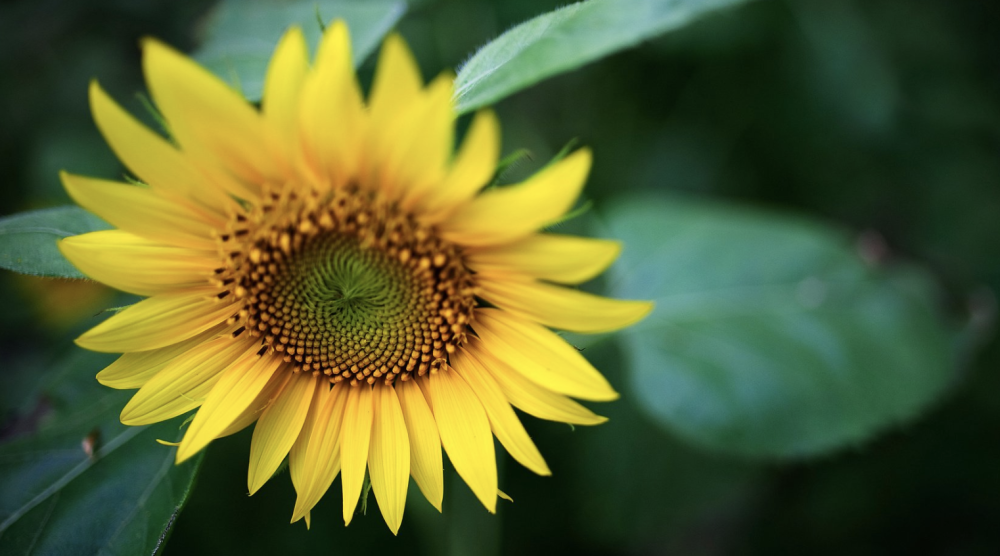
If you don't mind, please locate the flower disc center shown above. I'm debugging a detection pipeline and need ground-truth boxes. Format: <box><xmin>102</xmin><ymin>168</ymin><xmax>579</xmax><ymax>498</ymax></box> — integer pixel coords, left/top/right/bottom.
<box><xmin>221</xmin><ymin>187</ymin><xmax>477</xmax><ymax>386</ymax></box>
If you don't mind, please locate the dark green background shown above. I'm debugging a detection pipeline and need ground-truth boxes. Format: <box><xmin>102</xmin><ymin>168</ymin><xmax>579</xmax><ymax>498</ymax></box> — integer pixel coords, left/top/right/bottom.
<box><xmin>1</xmin><ymin>0</ymin><xmax>998</xmax><ymax>554</ymax></box>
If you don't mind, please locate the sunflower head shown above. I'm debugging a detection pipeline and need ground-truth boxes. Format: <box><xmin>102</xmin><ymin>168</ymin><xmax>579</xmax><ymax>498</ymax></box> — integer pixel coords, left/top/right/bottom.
<box><xmin>58</xmin><ymin>20</ymin><xmax>652</xmax><ymax>534</ymax></box>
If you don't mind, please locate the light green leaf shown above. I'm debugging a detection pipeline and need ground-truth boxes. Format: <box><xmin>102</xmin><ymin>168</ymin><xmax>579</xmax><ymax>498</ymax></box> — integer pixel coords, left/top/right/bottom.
<box><xmin>0</xmin><ymin>206</ymin><xmax>109</xmax><ymax>278</ymax></box>
<box><xmin>454</xmin><ymin>0</ymin><xmax>751</xmax><ymax>114</ymax></box>
<box><xmin>0</xmin><ymin>349</ymin><xmax>203</xmax><ymax>555</ymax></box>
<box><xmin>193</xmin><ymin>0</ymin><xmax>407</xmax><ymax>101</ymax></box>
<box><xmin>603</xmin><ymin>195</ymin><xmax>957</xmax><ymax>458</ymax></box>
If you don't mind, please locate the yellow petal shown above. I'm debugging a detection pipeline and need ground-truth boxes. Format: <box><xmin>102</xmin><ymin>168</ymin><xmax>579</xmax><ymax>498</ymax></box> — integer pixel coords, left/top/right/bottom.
<box><xmin>363</xmin><ymin>33</ymin><xmax>425</xmax><ymax>197</ymax></box>
<box><xmin>298</xmin><ymin>20</ymin><xmax>365</xmax><ymax>189</ymax></box>
<box><xmin>473</xmin><ymin>308</ymin><xmax>618</xmax><ymax>401</ymax></box>
<box><xmin>290</xmin><ymin>384</ymin><xmax>349</xmax><ymax>523</ymax></box>
<box><xmin>61</xmin><ymin>172</ymin><xmax>218</xmax><ymax>251</ymax></box>
<box><xmin>426</xmin><ymin>369</ymin><xmax>497</xmax><ymax>512</ymax></box>
<box><xmin>468</xmin><ymin>337</ymin><xmax>607</xmax><ymax>426</ymax></box>
<box><xmin>120</xmin><ymin>336</ymin><xmax>254</xmax><ymax>425</ymax></box>
<box><xmin>395</xmin><ymin>379</ymin><xmax>443</xmax><ymax>511</ymax></box>
<box><xmin>340</xmin><ymin>384</ymin><xmax>373</xmax><ymax>525</ymax></box>
<box><xmin>59</xmin><ymin>230</ymin><xmax>216</xmax><ymax>296</ymax></box>
<box><xmin>248</xmin><ymin>371</ymin><xmax>319</xmax><ymax>494</ymax></box>
<box><xmin>452</xmin><ymin>348</ymin><xmax>550</xmax><ymax>476</ymax></box>
<box><xmin>368</xmin><ymin>382</ymin><xmax>410</xmax><ymax>534</ymax></box>
<box><xmin>440</xmin><ymin>149</ymin><xmax>591</xmax><ymax>247</ymax></box>
<box><xmin>478</xmin><ymin>278</ymin><xmax>653</xmax><ymax>334</ymax></box>
<box><xmin>142</xmin><ymin>38</ymin><xmax>285</xmax><ymax>194</ymax></box>
<box><xmin>396</xmin><ymin>74</ymin><xmax>455</xmax><ymax>207</ymax></box>
<box><xmin>75</xmin><ymin>288</ymin><xmax>235</xmax><ymax>353</ymax></box>
<box><xmin>88</xmin><ymin>80</ymin><xmax>234</xmax><ymax>216</ymax></box>
<box><xmin>466</xmin><ymin>234</ymin><xmax>620</xmax><ymax>285</ymax></box>
<box><xmin>175</xmin><ymin>350</ymin><xmax>285</xmax><ymax>463</ymax></box>
<box><xmin>96</xmin><ymin>324</ymin><xmax>227</xmax><ymax>389</ymax></box>
<box><xmin>263</xmin><ymin>27</ymin><xmax>309</xmax><ymax>145</ymax></box>
<box><xmin>217</xmin><ymin>369</ymin><xmax>289</xmax><ymax>439</ymax></box>
<box><xmin>368</xmin><ymin>33</ymin><xmax>423</xmax><ymax>126</ymax></box>
<box><xmin>422</xmin><ymin>110</ymin><xmax>500</xmax><ymax>219</ymax></box>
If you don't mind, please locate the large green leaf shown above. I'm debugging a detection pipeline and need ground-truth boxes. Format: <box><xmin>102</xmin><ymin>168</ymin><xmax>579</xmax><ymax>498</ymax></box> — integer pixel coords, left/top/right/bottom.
<box><xmin>0</xmin><ymin>349</ymin><xmax>203</xmax><ymax>555</ymax></box>
<box><xmin>194</xmin><ymin>0</ymin><xmax>407</xmax><ymax>101</ymax></box>
<box><xmin>454</xmin><ymin>0</ymin><xmax>751</xmax><ymax>114</ymax></box>
<box><xmin>603</xmin><ymin>195</ymin><xmax>957</xmax><ymax>458</ymax></box>
<box><xmin>0</xmin><ymin>206</ymin><xmax>109</xmax><ymax>278</ymax></box>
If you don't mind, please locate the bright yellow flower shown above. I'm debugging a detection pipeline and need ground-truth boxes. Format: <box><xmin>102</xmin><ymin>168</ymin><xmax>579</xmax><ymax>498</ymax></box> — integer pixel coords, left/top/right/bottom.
<box><xmin>59</xmin><ymin>21</ymin><xmax>652</xmax><ymax>533</ymax></box>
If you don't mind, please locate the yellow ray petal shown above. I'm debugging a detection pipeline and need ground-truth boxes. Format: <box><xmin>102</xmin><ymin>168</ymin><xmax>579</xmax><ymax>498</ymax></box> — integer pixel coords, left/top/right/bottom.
<box><xmin>142</xmin><ymin>38</ymin><xmax>286</xmax><ymax>194</ymax></box>
<box><xmin>75</xmin><ymin>288</ymin><xmax>235</xmax><ymax>353</ymax></box>
<box><xmin>422</xmin><ymin>110</ymin><xmax>500</xmax><ymax>219</ymax></box>
<box><xmin>466</xmin><ymin>234</ymin><xmax>621</xmax><ymax>285</ymax></box>
<box><xmin>368</xmin><ymin>382</ymin><xmax>410</xmax><ymax>534</ymax></box>
<box><xmin>396</xmin><ymin>74</ymin><xmax>455</xmax><ymax>207</ymax></box>
<box><xmin>88</xmin><ymin>81</ymin><xmax>234</xmax><ymax>216</ymax></box>
<box><xmin>217</xmin><ymin>368</ymin><xmax>289</xmax><ymax>439</ymax></box>
<box><xmin>363</xmin><ymin>33</ymin><xmax>425</xmax><ymax>197</ymax></box>
<box><xmin>176</xmin><ymin>349</ymin><xmax>285</xmax><ymax>463</ymax></box>
<box><xmin>426</xmin><ymin>369</ymin><xmax>497</xmax><ymax>513</ymax></box>
<box><xmin>120</xmin><ymin>336</ymin><xmax>255</xmax><ymax>425</ymax></box>
<box><xmin>439</xmin><ymin>149</ymin><xmax>591</xmax><ymax>247</ymax></box>
<box><xmin>395</xmin><ymin>379</ymin><xmax>443</xmax><ymax>511</ymax></box>
<box><xmin>263</xmin><ymin>27</ymin><xmax>309</xmax><ymax>145</ymax></box>
<box><xmin>368</xmin><ymin>33</ymin><xmax>423</xmax><ymax>126</ymax></box>
<box><xmin>473</xmin><ymin>308</ymin><xmax>618</xmax><ymax>401</ymax></box>
<box><xmin>59</xmin><ymin>230</ymin><xmax>216</xmax><ymax>296</ymax></box>
<box><xmin>298</xmin><ymin>20</ymin><xmax>365</xmax><ymax>189</ymax></box>
<box><xmin>290</xmin><ymin>384</ymin><xmax>349</xmax><ymax>523</ymax></box>
<box><xmin>468</xmin><ymin>337</ymin><xmax>607</xmax><ymax>426</ymax></box>
<box><xmin>96</xmin><ymin>324</ymin><xmax>227</xmax><ymax>389</ymax></box>
<box><xmin>477</xmin><ymin>278</ymin><xmax>653</xmax><ymax>334</ymax></box>
<box><xmin>61</xmin><ymin>172</ymin><xmax>218</xmax><ymax>251</ymax></box>
<box><xmin>340</xmin><ymin>384</ymin><xmax>373</xmax><ymax>525</ymax></box>
<box><xmin>248</xmin><ymin>371</ymin><xmax>318</xmax><ymax>494</ymax></box>
<box><xmin>452</xmin><ymin>348</ymin><xmax>550</xmax><ymax>476</ymax></box>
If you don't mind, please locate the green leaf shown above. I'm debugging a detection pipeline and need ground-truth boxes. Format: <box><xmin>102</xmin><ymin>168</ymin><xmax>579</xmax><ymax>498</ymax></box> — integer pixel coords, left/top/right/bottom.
<box><xmin>454</xmin><ymin>0</ymin><xmax>752</xmax><ymax>114</ymax></box>
<box><xmin>603</xmin><ymin>195</ymin><xmax>957</xmax><ymax>458</ymax></box>
<box><xmin>0</xmin><ymin>349</ymin><xmax>203</xmax><ymax>555</ymax></box>
<box><xmin>0</xmin><ymin>206</ymin><xmax>109</xmax><ymax>278</ymax></box>
<box><xmin>193</xmin><ymin>0</ymin><xmax>407</xmax><ymax>101</ymax></box>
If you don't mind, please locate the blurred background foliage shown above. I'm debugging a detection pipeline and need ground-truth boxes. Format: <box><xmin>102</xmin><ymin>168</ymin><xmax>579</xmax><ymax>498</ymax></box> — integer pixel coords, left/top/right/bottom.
<box><xmin>1</xmin><ymin>0</ymin><xmax>998</xmax><ymax>554</ymax></box>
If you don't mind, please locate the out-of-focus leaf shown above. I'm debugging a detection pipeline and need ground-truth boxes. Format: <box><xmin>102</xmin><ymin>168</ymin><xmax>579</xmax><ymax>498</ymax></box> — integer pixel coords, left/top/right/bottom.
<box><xmin>193</xmin><ymin>0</ymin><xmax>407</xmax><ymax>101</ymax></box>
<box><xmin>0</xmin><ymin>207</ymin><xmax>109</xmax><ymax>278</ymax></box>
<box><xmin>0</xmin><ymin>349</ymin><xmax>203</xmax><ymax>555</ymax></box>
<box><xmin>603</xmin><ymin>195</ymin><xmax>957</xmax><ymax>458</ymax></box>
<box><xmin>453</xmin><ymin>0</ymin><xmax>751</xmax><ymax>114</ymax></box>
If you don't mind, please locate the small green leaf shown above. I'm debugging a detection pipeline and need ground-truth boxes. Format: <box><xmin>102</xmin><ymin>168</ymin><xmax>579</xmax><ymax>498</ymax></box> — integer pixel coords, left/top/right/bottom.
<box><xmin>0</xmin><ymin>349</ymin><xmax>203</xmax><ymax>555</ymax></box>
<box><xmin>454</xmin><ymin>0</ymin><xmax>752</xmax><ymax>114</ymax></box>
<box><xmin>0</xmin><ymin>206</ymin><xmax>109</xmax><ymax>278</ymax></box>
<box><xmin>603</xmin><ymin>195</ymin><xmax>958</xmax><ymax>458</ymax></box>
<box><xmin>193</xmin><ymin>0</ymin><xmax>407</xmax><ymax>101</ymax></box>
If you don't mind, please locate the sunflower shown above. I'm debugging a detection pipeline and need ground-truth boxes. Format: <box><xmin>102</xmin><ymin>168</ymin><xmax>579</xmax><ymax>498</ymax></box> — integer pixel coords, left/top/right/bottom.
<box><xmin>58</xmin><ymin>21</ymin><xmax>652</xmax><ymax>533</ymax></box>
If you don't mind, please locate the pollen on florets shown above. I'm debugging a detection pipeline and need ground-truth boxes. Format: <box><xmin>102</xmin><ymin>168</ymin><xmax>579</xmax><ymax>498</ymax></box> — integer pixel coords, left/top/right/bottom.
<box><xmin>213</xmin><ymin>185</ymin><xmax>477</xmax><ymax>386</ymax></box>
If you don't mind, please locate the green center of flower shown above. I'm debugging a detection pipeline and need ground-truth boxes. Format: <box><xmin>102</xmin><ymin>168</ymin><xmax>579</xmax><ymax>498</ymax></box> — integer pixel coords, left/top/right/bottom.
<box><xmin>218</xmin><ymin>186</ymin><xmax>476</xmax><ymax>386</ymax></box>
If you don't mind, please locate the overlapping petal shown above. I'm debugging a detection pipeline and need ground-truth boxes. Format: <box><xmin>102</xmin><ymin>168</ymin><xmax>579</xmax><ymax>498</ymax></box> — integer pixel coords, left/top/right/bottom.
<box><xmin>440</xmin><ymin>149</ymin><xmax>592</xmax><ymax>246</ymax></box>
<box><xmin>76</xmin><ymin>288</ymin><xmax>236</xmax><ymax>353</ymax></box>
<box><xmin>466</xmin><ymin>234</ymin><xmax>620</xmax><ymax>285</ymax></box>
<box><xmin>424</xmin><ymin>370</ymin><xmax>497</xmax><ymax>512</ymax></box>
<box><xmin>478</xmin><ymin>277</ymin><xmax>653</xmax><ymax>334</ymax></box>
<box><xmin>59</xmin><ymin>230</ymin><xmax>216</xmax><ymax>296</ymax></box>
